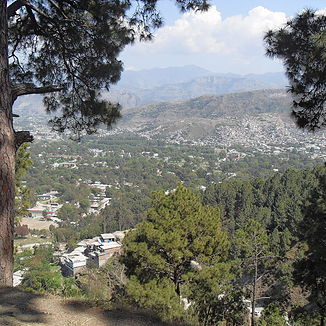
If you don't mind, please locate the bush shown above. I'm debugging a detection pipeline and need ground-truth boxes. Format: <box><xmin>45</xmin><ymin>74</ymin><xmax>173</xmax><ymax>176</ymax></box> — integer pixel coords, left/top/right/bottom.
<box><xmin>258</xmin><ymin>304</ymin><xmax>287</xmax><ymax>326</ymax></box>
<box><xmin>126</xmin><ymin>276</ymin><xmax>185</xmax><ymax>323</ymax></box>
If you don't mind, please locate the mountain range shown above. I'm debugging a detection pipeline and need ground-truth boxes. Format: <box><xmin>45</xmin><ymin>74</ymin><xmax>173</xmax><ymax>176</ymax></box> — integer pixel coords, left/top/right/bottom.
<box><xmin>14</xmin><ymin>65</ymin><xmax>288</xmax><ymax>118</ymax></box>
<box><xmin>106</xmin><ymin>65</ymin><xmax>288</xmax><ymax>107</ymax></box>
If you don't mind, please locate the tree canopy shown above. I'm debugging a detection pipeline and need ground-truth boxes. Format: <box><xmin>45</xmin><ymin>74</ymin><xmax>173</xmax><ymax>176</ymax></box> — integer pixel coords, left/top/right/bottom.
<box><xmin>122</xmin><ymin>185</ymin><xmax>229</xmax><ymax>295</ymax></box>
<box><xmin>7</xmin><ymin>0</ymin><xmax>209</xmax><ymax>137</ymax></box>
<box><xmin>264</xmin><ymin>10</ymin><xmax>326</xmax><ymax>131</ymax></box>
<box><xmin>0</xmin><ymin>0</ymin><xmax>210</xmax><ymax>286</ymax></box>
<box><xmin>122</xmin><ymin>185</ymin><xmax>230</xmax><ymax>322</ymax></box>
<box><xmin>294</xmin><ymin>168</ymin><xmax>326</xmax><ymax>325</ymax></box>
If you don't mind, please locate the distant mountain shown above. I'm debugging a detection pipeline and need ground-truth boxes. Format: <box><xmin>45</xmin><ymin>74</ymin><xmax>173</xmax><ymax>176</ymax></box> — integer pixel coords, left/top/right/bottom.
<box><xmin>108</xmin><ymin>66</ymin><xmax>287</xmax><ymax>107</ymax></box>
<box><xmin>116</xmin><ymin>89</ymin><xmax>305</xmax><ymax>146</ymax></box>
<box><xmin>13</xmin><ymin>66</ymin><xmax>288</xmax><ymax>123</ymax></box>
<box><xmin>116</xmin><ymin>65</ymin><xmax>213</xmax><ymax>89</ymax></box>
<box><xmin>121</xmin><ymin>89</ymin><xmax>291</xmax><ymax>124</ymax></box>
<box><xmin>15</xmin><ymin>88</ymin><xmax>323</xmax><ymax>149</ymax></box>
<box><xmin>14</xmin><ymin>94</ymin><xmax>48</xmax><ymax>117</ymax></box>
<box><xmin>244</xmin><ymin>72</ymin><xmax>288</xmax><ymax>88</ymax></box>
<box><xmin>134</xmin><ymin>75</ymin><xmax>287</xmax><ymax>105</ymax></box>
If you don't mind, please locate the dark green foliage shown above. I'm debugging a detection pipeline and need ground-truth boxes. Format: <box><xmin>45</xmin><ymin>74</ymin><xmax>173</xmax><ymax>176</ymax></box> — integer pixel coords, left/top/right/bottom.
<box><xmin>57</xmin><ymin>184</ymin><xmax>91</xmax><ymax>206</ymax></box>
<box><xmin>21</xmin><ymin>245</ymin><xmax>62</xmax><ymax>294</ymax></box>
<box><xmin>8</xmin><ymin>1</ymin><xmax>209</xmax><ymax>137</ymax></box>
<box><xmin>264</xmin><ymin>10</ymin><xmax>326</xmax><ymax>131</ymax></box>
<box><xmin>187</xmin><ymin>264</ymin><xmax>246</xmax><ymax>326</ymax></box>
<box><xmin>101</xmin><ymin>187</ymin><xmax>150</xmax><ymax>232</ymax></box>
<box><xmin>57</xmin><ymin>203</ymin><xmax>81</xmax><ymax>222</ymax></box>
<box><xmin>235</xmin><ymin>218</ymin><xmax>271</xmax><ymax>326</ymax></box>
<box><xmin>126</xmin><ymin>277</ymin><xmax>185</xmax><ymax>322</ymax></box>
<box><xmin>14</xmin><ymin>249</ymin><xmax>33</xmax><ymax>272</ymax></box>
<box><xmin>15</xmin><ymin>144</ymin><xmax>35</xmax><ymax>218</ymax></box>
<box><xmin>122</xmin><ymin>185</ymin><xmax>230</xmax><ymax>322</ymax></box>
<box><xmin>258</xmin><ymin>304</ymin><xmax>287</xmax><ymax>326</ymax></box>
<box><xmin>294</xmin><ymin>168</ymin><xmax>326</xmax><ymax>324</ymax></box>
<box><xmin>123</xmin><ymin>185</ymin><xmax>229</xmax><ymax>293</ymax></box>
<box><xmin>20</xmin><ymin>245</ymin><xmax>80</xmax><ymax>296</ymax></box>
<box><xmin>203</xmin><ymin>167</ymin><xmax>321</xmax><ymax>242</ymax></box>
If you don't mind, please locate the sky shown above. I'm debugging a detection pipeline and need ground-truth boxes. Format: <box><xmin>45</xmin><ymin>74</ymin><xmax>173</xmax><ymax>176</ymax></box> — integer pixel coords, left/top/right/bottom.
<box><xmin>120</xmin><ymin>0</ymin><xmax>326</xmax><ymax>75</ymax></box>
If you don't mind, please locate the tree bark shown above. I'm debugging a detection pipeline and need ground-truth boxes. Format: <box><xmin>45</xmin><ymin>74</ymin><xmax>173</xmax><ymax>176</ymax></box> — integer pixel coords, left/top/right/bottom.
<box><xmin>251</xmin><ymin>256</ymin><xmax>258</xmax><ymax>326</ymax></box>
<box><xmin>0</xmin><ymin>0</ymin><xmax>15</xmax><ymax>286</ymax></box>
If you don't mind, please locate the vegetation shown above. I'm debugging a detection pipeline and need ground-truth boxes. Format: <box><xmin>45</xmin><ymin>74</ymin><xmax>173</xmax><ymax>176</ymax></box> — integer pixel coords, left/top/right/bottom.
<box><xmin>5</xmin><ymin>7</ymin><xmax>326</xmax><ymax>322</ymax></box>
<box><xmin>18</xmin><ymin>246</ymin><xmax>79</xmax><ymax>296</ymax></box>
<box><xmin>0</xmin><ymin>0</ymin><xmax>210</xmax><ymax>286</ymax></box>
<box><xmin>265</xmin><ymin>10</ymin><xmax>326</xmax><ymax>131</ymax></box>
<box><xmin>15</xmin><ymin>144</ymin><xmax>35</xmax><ymax>222</ymax></box>
<box><xmin>294</xmin><ymin>168</ymin><xmax>326</xmax><ymax>326</ymax></box>
<box><xmin>20</xmin><ymin>135</ymin><xmax>324</xmax><ymax>248</ymax></box>
<box><xmin>12</xmin><ymin>165</ymin><xmax>326</xmax><ymax>325</ymax></box>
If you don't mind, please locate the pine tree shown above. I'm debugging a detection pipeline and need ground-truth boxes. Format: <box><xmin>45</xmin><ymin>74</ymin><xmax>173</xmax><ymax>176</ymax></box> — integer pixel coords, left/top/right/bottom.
<box><xmin>264</xmin><ymin>10</ymin><xmax>326</xmax><ymax>131</ymax></box>
<box><xmin>122</xmin><ymin>185</ymin><xmax>229</xmax><ymax>318</ymax></box>
<box><xmin>294</xmin><ymin>168</ymin><xmax>326</xmax><ymax>326</ymax></box>
<box><xmin>235</xmin><ymin>218</ymin><xmax>271</xmax><ymax>326</ymax></box>
<box><xmin>0</xmin><ymin>0</ymin><xmax>209</xmax><ymax>286</ymax></box>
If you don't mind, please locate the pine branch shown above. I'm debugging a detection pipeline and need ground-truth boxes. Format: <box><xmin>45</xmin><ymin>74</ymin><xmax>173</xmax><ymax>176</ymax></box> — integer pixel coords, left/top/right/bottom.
<box><xmin>7</xmin><ymin>0</ymin><xmax>24</xmax><ymax>18</ymax></box>
<box><xmin>14</xmin><ymin>131</ymin><xmax>34</xmax><ymax>150</ymax></box>
<box><xmin>11</xmin><ymin>83</ymin><xmax>63</xmax><ymax>103</ymax></box>
<box><xmin>8</xmin><ymin>1</ymin><xmax>54</xmax><ymax>21</ymax></box>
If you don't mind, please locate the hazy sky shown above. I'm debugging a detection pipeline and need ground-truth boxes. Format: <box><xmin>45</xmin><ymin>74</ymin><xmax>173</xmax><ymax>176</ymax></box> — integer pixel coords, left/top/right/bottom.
<box><xmin>120</xmin><ymin>0</ymin><xmax>326</xmax><ymax>74</ymax></box>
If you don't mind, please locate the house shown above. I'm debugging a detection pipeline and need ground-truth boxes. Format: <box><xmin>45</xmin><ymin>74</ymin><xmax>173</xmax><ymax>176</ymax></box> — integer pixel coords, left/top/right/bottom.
<box><xmin>37</xmin><ymin>191</ymin><xmax>59</xmax><ymax>201</ymax></box>
<box><xmin>27</xmin><ymin>206</ymin><xmax>54</xmax><ymax>219</ymax></box>
<box><xmin>86</xmin><ymin>241</ymin><xmax>122</xmax><ymax>269</ymax></box>
<box><xmin>27</xmin><ymin>202</ymin><xmax>62</xmax><ymax>219</ymax></box>
<box><xmin>61</xmin><ymin>234</ymin><xmax>122</xmax><ymax>276</ymax></box>
<box><xmin>13</xmin><ymin>270</ymin><xmax>26</xmax><ymax>287</ymax></box>
<box><xmin>61</xmin><ymin>247</ymin><xmax>88</xmax><ymax>277</ymax></box>
<box><xmin>89</xmin><ymin>198</ymin><xmax>111</xmax><ymax>214</ymax></box>
<box><xmin>99</xmin><ymin>233</ymin><xmax>116</xmax><ymax>243</ymax></box>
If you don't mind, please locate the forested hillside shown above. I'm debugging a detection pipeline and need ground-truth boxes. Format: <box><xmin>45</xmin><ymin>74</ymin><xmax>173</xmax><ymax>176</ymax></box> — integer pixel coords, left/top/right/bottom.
<box><xmin>15</xmin><ymin>161</ymin><xmax>326</xmax><ymax>325</ymax></box>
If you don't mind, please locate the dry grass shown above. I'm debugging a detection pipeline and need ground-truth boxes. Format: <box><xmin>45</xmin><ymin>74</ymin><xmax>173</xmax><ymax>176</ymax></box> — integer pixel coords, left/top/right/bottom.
<box><xmin>20</xmin><ymin>218</ymin><xmax>57</xmax><ymax>230</ymax></box>
<box><xmin>0</xmin><ymin>287</ymin><xmax>185</xmax><ymax>326</ymax></box>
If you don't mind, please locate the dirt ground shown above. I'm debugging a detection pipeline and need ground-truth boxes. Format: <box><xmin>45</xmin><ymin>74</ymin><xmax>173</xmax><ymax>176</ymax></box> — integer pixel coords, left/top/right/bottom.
<box><xmin>0</xmin><ymin>287</ymin><xmax>179</xmax><ymax>326</ymax></box>
<box><xmin>20</xmin><ymin>218</ymin><xmax>57</xmax><ymax>230</ymax></box>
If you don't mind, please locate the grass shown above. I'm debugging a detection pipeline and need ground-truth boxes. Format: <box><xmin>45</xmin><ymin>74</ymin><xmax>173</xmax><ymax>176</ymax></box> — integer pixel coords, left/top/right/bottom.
<box><xmin>15</xmin><ymin>236</ymin><xmax>53</xmax><ymax>246</ymax></box>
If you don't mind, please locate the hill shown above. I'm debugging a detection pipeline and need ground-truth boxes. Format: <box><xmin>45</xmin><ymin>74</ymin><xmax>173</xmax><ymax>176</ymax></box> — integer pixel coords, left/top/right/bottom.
<box><xmin>121</xmin><ymin>89</ymin><xmax>291</xmax><ymax>122</ymax></box>
<box><xmin>116</xmin><ymin>65</ymin><xmax>214</xmax><ymax>90</ymax></box>
<box><xmin>114</xmin><ymin>89</ymin><xmax>325</xmax><ymax>147</ymax></box>
<box><xmin>13</xmin><ymin>66</ymin><xmax>287</xmax><ymax>115</ymax></box>
<box><xmin>107</xmin><ymin>67</ymin><xmax>287</xmax><ymax>107</ymax></box>
<box><xmin>15</xmin><ymin>88</ymin><xmax>324</xmax><ymax>149</ymax></box>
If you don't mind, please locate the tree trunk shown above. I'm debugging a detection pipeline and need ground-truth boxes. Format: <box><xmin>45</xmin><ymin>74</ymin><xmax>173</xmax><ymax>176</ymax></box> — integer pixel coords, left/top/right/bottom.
<box><xmin>173</xmin><ymin>270</ymin><xmax>181</xmax><ymax>297</ymax></box>
<box><xmin>0</xmin><ymin>0</ymin><xmax>15</xmax><ymax>287</ymax></box>
<box><xmin>251</xmin><ymin>257</ymin><xmax>258</xmax><ymax>326</ymax></box>
<box><xmin>321</xmin><ymin>316</ymin><xmax>325</xmax><ymax>326</ymax></box>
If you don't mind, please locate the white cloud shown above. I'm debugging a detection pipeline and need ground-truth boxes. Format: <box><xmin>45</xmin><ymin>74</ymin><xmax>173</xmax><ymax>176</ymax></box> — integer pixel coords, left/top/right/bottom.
<box><xmin>124</xmin><ymin>65</ymin><xmax>139</xmax><ymax>71</ymax></box>
<box><xmin>316</xmin><ymin>9</ymin><xmax>326</xmax><ymax>16</ymax></box>
<box><xmin>129</xmin><ymin>6</ymin><xmax>288</xmax><ymax>57</ymax></box>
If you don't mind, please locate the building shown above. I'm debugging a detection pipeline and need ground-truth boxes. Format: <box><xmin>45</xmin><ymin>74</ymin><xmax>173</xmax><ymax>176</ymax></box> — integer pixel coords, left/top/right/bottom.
<box><xmin>99</xmin><ymin>233</ymin><xmax>116</xmax><ymax>243</ymax></box>
<box><xmin>86</xmin><ymin>241</ymin><xmax>122</xmax><ymax>268</ymax></box>
<box><xmin>61</xmin><ymin>247</ymin><xmax>88</xmax><ymax>277</ymax></box>
<box><xmin>61</xmin><ymin>234</ymin><xmax>122</xmax><ymax>276</ymax></box>
<box><xmin>27</xmin><ymin>202</ymin><xmax>62</xmax><ymax>219</ymax></box>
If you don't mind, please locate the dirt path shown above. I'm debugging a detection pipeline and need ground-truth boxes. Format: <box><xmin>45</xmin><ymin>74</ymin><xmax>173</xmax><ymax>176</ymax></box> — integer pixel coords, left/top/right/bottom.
<box><xmin>0</xmin><ymin>287</ymin><xmax>172</xmax><ymax>326</ymax></box>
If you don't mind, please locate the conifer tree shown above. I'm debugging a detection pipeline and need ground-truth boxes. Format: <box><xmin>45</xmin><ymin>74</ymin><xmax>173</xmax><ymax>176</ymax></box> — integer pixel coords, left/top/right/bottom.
<box><xmin>294</xmin><ymin>168</ymin><xmax>326</xmax><ymax>326</ymax></box>
<box><xmin>0</xmin><ymin>0</ymin><xmax>210</xmax><ymax>286</ymax></box>
<box><xmin>264</xmin><ymin>10</ymin><xmax>326</xmax><ymax>131</ymax></box>
<box><xmin>235</xmin><ymin>218</ymin><xmax>271</xmax><ymax>326</ymax></box>
<box><xmin>122</xmin><ymin>185</ymin><xmax>229</xmax><ymax>312</ymax></box>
